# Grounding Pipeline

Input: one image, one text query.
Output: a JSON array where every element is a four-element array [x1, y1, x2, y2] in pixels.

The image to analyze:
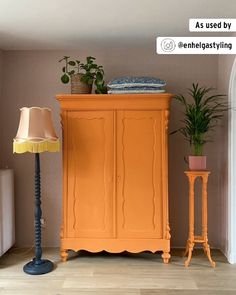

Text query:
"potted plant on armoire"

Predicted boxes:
[[59, 56, 107, 94], [173, 83, 227, 170]]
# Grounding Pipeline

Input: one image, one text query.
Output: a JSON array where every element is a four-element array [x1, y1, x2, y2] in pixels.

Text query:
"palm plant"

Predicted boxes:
[[173, 83, 227, 156]]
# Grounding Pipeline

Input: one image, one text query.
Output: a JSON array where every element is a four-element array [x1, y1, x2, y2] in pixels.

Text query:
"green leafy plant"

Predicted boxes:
[[59, 56, 107, 94], [172, 83, 227, 156]]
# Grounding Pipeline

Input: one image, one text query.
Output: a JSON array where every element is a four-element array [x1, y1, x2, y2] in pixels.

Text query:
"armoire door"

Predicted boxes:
[[117, 111, 163, 239], [66, 111, 115, 238]]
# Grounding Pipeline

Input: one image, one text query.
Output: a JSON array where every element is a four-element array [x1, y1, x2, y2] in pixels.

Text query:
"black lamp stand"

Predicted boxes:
[[23, 153, 54, 275]]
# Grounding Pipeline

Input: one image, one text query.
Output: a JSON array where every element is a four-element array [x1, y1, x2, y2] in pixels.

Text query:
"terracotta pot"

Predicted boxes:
[[189, 156, 206, 171], [71, 73, 92, 94]]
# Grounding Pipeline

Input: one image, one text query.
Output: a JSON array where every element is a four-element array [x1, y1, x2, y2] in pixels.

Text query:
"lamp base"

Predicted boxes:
[[23, 258, 53, 275]]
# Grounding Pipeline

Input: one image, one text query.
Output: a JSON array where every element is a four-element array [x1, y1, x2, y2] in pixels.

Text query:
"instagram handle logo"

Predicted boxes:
[[161, 38, 176, 52]]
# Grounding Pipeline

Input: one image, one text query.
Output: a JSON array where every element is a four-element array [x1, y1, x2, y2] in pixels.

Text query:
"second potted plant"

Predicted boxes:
[[173, 83, 227, 170]]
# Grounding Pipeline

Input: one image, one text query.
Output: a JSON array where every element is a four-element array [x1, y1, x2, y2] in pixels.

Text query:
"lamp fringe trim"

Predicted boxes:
[[13, 140, 60, 154]]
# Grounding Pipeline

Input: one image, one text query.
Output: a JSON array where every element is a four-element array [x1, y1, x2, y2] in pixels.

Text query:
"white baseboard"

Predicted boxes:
[[226, 250, 236, 264], [170, 246, 219, 250]]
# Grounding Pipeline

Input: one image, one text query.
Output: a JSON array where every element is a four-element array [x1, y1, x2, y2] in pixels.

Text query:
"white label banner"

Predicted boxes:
[[189, 19, 236, 32], [156, 37, 236, 54]]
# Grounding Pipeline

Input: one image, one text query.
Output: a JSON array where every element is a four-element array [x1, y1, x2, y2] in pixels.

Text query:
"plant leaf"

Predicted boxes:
[[68, 61, 76, 66], [61, 74, 70, 84]]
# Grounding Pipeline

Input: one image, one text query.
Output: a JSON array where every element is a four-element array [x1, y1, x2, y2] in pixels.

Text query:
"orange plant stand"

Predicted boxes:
[[184, 171, 216, 268]]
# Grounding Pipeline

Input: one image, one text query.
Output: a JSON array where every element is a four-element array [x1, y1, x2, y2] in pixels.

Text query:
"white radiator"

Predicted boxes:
[[0, 169, 15, 256]]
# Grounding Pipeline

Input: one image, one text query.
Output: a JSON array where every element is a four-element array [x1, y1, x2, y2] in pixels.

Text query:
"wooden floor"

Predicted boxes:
[[0, 248, 235, 294]]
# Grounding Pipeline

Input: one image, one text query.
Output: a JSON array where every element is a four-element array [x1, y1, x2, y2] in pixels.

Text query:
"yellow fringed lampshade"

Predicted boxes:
[[13, 107, 60, 154]]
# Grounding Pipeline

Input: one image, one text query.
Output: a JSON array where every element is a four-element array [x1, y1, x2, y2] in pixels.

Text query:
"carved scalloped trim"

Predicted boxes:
[[164, 110, 169, 131], [60, 226, 64, 239], [61, 247, 167, 254], [166, 223, 171, 240]]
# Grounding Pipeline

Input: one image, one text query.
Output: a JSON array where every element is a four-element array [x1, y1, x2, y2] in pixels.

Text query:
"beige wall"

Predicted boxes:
[[0, 50, 3, 168], [1, 49, 221, 247], [0, 50, 2, 90], [217, 54, 236, 254]]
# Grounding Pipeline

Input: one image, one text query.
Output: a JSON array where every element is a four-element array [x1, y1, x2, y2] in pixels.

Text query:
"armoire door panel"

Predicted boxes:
[[66, 111, 114, 238], [117, 111, 163, 238]]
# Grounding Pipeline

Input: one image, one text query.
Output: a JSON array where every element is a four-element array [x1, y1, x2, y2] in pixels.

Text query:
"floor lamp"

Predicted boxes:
[[13, 107, 60, 275]]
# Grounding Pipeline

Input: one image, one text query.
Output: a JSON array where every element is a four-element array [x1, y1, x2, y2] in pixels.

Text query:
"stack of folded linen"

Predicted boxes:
[[107, 76, 166, 94]]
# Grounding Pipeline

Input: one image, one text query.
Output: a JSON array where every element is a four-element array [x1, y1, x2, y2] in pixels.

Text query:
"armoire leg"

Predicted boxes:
[[61, 249, 68, 262], [162, 251, 171, 264]]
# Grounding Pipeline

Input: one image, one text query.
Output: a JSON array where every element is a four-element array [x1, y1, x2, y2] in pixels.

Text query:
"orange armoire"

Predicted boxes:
[[56, 93, 172, 263]]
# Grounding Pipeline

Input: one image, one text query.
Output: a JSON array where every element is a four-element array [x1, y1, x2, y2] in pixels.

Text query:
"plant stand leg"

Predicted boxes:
[[184, 241, 194, 267], [23, 153, 54, 275], [201, 174, 216, 268], [203, 242, 216, 268], [184, 174, 195, 267], [183, 240, 189, 257]]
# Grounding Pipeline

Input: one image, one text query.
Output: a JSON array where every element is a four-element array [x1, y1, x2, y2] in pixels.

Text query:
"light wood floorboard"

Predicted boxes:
[[0, 248, 235, 294]]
